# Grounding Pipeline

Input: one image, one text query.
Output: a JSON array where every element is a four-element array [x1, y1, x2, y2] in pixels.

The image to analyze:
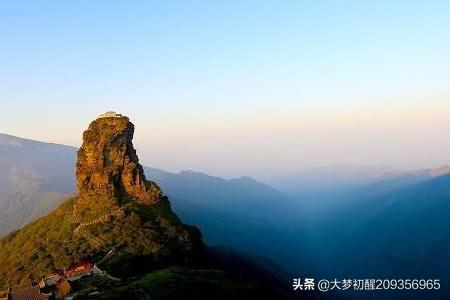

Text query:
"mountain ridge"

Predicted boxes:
[[0, 115, 291, 300], [0, 132, 294, 237]]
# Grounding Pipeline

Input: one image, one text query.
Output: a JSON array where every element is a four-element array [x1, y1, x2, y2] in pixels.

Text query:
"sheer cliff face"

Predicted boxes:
[[0, 114, 204, 286], [76, 116, 160, 203]]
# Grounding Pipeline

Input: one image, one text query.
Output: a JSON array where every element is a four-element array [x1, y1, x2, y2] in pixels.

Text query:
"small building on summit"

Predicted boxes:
[[98, 111, 123, 118]]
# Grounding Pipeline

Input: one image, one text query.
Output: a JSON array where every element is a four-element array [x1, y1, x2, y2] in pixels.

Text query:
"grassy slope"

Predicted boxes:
[[71, 266, 284, 300], [0, 195, 202, 287], [0, 196, 293, 300]]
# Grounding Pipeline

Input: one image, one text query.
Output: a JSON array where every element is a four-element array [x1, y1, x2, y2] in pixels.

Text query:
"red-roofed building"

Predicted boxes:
[[8, 283, 49, 300], [64, 262, 93, 281]]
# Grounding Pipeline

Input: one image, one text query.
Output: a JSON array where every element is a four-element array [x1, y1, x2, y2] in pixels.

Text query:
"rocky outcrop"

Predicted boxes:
[[0, 112, 205, 287], [76, 113, 161, 203]]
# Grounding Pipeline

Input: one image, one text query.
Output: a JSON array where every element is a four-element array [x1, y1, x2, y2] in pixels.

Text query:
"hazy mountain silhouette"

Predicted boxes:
[[304, 173, 450, 300], [265, 164, 450, 215], [265, 165, 398, 213], [0, 133, 76, 235], [144, 167, 299, 223]]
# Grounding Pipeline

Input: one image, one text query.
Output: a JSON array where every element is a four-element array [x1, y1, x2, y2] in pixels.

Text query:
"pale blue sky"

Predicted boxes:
[[1, 1, 450, 177]]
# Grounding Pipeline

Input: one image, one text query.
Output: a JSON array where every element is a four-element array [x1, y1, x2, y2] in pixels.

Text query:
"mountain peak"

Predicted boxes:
[[76, 114, 160, 203], [0, 114, 204, 286]]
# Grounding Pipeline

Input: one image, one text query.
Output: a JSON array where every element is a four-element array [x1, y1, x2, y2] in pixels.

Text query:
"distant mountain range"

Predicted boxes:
[[312, 172, 450, 299], [1, 131, 449, 299], [0, 133, 76, 235], [264, 164, 450, 214], [5, 133, 448, 238], [144, 167, 299, 224], [144, 167, 311, 274], [344, 173, 450, 279]]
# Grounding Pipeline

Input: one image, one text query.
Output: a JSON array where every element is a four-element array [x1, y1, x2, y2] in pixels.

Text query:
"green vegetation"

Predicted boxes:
[[0, 198, 86, 285], [0, 194, 202, 287], [0, 133, 76, 237], [71, 267, 284, 300], [133, 267, 279, 300], [0, 193, 290, 299]]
